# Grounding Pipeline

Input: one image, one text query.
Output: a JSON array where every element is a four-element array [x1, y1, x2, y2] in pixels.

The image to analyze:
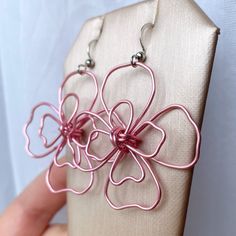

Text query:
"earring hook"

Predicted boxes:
[[140, 22, 154, 53], [86, 21, 104, 68], [85, 38, 98, 68], [131, 22, 154, 66], [78, 39, 98, 74], [78, 18, 104, 73]]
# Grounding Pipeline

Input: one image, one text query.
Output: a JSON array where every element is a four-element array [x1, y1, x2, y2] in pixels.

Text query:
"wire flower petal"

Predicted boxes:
[[24, 68, 99, 194], [130, 121, 166, 159], [104, 154, 161, 211], [46, 159, 94, 195], [24, 102, 62, 158], [109, 151, 145, 186], [150, 104, 201, 169]]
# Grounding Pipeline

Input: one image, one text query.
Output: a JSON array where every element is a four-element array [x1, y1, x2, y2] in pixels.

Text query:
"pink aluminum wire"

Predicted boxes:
[[76, 61, 201, 210], [23, 70, 99, 194], [23, 60, 201, 210]]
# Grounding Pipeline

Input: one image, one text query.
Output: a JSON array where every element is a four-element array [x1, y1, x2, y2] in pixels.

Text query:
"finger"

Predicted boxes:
[[0, 157, 67, 236], [42, 224, 67, 236]]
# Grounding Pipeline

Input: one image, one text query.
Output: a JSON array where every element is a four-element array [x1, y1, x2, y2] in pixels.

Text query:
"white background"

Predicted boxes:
[[0, 0, 235, 235]]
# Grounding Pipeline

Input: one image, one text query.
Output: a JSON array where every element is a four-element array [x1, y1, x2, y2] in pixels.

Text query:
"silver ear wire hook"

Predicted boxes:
[[78, 39, 98, 74], [140, 22, 154, 54], [85, 39, 98, 69], [131, 22, 154, 66], [78, 18, 104, 74]]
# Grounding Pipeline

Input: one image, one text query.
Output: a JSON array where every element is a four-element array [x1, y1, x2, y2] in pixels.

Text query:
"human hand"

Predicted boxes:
[[0, 158, 67, 236]]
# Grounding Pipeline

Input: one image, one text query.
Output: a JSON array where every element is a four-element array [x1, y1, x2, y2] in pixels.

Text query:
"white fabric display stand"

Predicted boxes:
[[65, 0, 219, 235]]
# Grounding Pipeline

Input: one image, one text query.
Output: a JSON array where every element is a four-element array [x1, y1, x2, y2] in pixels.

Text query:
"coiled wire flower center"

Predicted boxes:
[[60, 122, 83, 141], [110, 127, 141, 153]]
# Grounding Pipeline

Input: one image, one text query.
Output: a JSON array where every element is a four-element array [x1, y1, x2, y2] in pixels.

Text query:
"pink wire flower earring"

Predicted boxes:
[[77, 23, 201, 210], [23, 34, 102, 194]]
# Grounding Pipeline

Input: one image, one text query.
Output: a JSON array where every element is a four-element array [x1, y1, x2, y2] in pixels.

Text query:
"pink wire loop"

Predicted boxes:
[[46, 159, 94, 195], [108, 151, 146, 186], [150, 104, 201, 169], [105, 154, 162, 211], [100, 62, 156, 132], [24, 69, 99, 194]]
